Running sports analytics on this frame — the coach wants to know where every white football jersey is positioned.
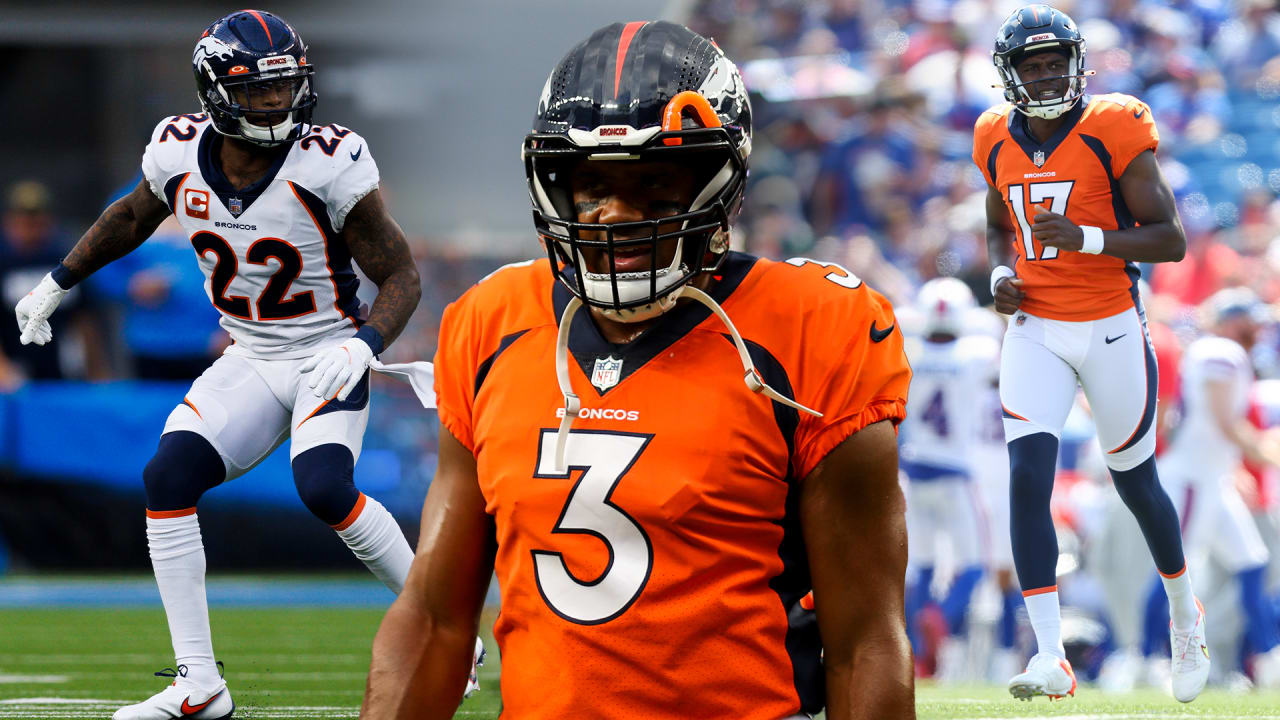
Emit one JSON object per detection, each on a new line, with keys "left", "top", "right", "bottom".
{"left": 1163, "top": 335, "right": 1253, "bottom": 484}
{"left": 899, "top": 334, "right": 1001, "bottom": 477}
{"left": 141, "top": 113, "right": 379, "bottom": 358}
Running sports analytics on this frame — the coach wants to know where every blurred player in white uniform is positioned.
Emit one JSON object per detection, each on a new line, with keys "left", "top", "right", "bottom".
{"left": 12, "top": 10, "right": 479, "bottom": 719}
{"left": 900, "top": 278, "right": 1000, "bottom": 679}
{"left": 1160, "top": 288, "right": 1280, "bottom": 687}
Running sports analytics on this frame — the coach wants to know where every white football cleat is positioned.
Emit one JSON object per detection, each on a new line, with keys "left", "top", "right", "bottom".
{"left": 462, "top": 637, "right": 486, "bottom": 700}
{"left": 1170, "top": 597, "right": 1210, "bottom": 703}
{"left": 113, "top": 665, "right": 233, "bottom": 720}
{"left": 1254, "top": 645, "right": 1280, "bottom": 689}
{"left": 1008, "top": 651, "right": 1076, "bottom": 701}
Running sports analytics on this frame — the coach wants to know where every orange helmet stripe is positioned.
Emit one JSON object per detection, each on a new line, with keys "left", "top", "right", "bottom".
{"left": 245, "top": 9, "right": 273, "bottom": 45}
{"left": 614, "top": 21, "right": 648, "bottom": 99}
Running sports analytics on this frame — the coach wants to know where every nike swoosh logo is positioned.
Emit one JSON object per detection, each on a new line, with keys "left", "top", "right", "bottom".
{"left": 350, "top": 145, "right": 363, "bottom": 161}
{"left": 1133, "top": 108, "right": 1145, "bottom": 120}
{"left": 1105, "top": 334, "right": 1126, "bottom": 344}
{"left": 1201, "top": 644, "right": 1210, "bottom": 659}
{"left": 180, "top": 689, "right": 222, "bottom": 715}
{"left": 870, "top": 322, "right": 894, "bottom": 343}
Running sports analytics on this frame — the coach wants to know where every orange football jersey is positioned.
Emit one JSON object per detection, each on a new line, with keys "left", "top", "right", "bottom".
{"left": 972, "top": 93, "right": 1159, "bottom": 321}
{"left": 434, "top": 253, "right": 910, "bottom": 719}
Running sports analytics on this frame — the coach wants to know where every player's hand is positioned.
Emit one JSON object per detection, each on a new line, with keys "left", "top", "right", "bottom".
{"left": 993, "top": 276, "right": 1025, "bottom": 315}
{"left": 14, "top": 273, "right": 67, "bottom": 346}
{"left": 299, "top": 336, "right": 374, "bottom": 401}
{"left": 1031, "top": 204, "right": 1084, "bottom": 252}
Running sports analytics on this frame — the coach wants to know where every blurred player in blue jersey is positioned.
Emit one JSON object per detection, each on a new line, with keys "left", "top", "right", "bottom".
{"left": 900, "top": 278, "right": 999, "bottom": 680}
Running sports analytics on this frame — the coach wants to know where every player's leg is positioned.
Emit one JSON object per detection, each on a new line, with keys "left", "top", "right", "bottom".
{"left": 1081, "top": 305, "right": 1206, "bottom": 701}
{"left": 938, "top": 479, "right": 986, "bottom": 635}
{"left": 904, "top": 479, "right": 941, "bottom": 668}
{"left": 116, "top": 355, "right": 290, "bottom": 720}
{"left": 1000, "top": 314, "right": 1080, "bottom": 699}
{"left": 1205, "top": 481, "right": 1280, "bottom": 685}
{"left": 289, "top": 369, "right": 414, "bottom": 593}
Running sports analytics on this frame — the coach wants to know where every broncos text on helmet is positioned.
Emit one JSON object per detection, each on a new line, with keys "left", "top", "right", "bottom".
{"left": 993, "top": 4, "right": 1089, "bottom": 120}
{"left": 193, "top": 9, "right": 316, "bottom": 146}
{"left": 523, "top": 21, "right": 752, "bottom": 323}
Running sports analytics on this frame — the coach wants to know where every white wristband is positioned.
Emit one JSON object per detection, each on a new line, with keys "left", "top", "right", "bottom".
{"left": 990, "top": 265, "right": 1015, "bottom": 297}
{"left": 1079, "top": 225, "right": 1104, "bottom": 255}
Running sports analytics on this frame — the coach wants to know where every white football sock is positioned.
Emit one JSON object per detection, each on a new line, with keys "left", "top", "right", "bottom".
{"left": 1023, "top": 588, "right": 1066, "bottom": 659}
{"left": 334, "top": 494, "right": 413, "bottom": 594}
{"left": 1161, "top": 567, "right": 1199, "bottom": 631}
{"left": 146, "top": 513, "right": 220, "bottom": 686}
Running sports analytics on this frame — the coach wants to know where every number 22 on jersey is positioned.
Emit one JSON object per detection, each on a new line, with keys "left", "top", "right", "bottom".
{"left": 191, "top": 231, "right": 317, "bottom": 321}
{"left": 532, "top": 430, "right": 654, "bottom": 625}
{"left": 1008, "top": 180, "right": 1074, "bottom": 261}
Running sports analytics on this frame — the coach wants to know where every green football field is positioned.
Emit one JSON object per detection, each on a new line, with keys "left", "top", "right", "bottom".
{"left": 3, "top": 606, "right": 1280, "bottom": 719}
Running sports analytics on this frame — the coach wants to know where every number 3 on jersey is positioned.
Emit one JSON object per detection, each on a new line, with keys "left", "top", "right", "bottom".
{"left": 532, "top": 430, "right": 654, "bottom": 625}
{"left": 1008, "top": 180, "right": 1074, "bottom": 261}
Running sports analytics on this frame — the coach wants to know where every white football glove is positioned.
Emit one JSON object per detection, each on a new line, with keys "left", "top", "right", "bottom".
{"left": 300, "top": 336, "right": 374, "bottom": 402}
{"left": 14, "top": 273, "right": 68, "bottom": 346}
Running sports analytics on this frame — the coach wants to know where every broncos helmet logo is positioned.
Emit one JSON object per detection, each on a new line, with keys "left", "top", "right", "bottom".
{"left": 193, "top": 36, "right": 236, "bottom": 66}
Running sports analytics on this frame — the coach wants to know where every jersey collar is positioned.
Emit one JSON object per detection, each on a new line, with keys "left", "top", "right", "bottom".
{"left": 551, "top": 251, "right": 758, "bottom": 396}
{"left": 1007, "top": 95, "right": 1088, "bottom": 167}
{"left": 197, "top": 127, "right": 290, "bottom": 218}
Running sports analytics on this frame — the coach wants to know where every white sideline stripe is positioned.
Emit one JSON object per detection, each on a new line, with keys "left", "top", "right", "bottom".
{"left": 0, "top": 675, "right": 68, "bottom": 683}
{"left": 0, "top": 698, "right": 120, "bottom": 704}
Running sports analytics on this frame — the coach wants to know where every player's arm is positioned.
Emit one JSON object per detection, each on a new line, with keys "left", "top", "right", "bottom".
{"left": 803, "top": 419, "right": 915, "bottom": 720}
{"left": 1206, "top": 377, "right": 1280, "bottom": 467}
{"left": 302, "top": 190, "right": 421, "bottom": 400}
{"left": 13, "top": 179, "right": 170, "bottom": 345}
{"left": 343, "top": 190, "right": 421, "bottom": 348}
{"left": 63, "top": 179, "right": 172, "bottom": 279}
{"left": 361, "top": 427, "right": 495, "bottom": 720}
{"left": 1032, "top": 150, "right": 1186, "bottom": 263}
{"left": 984, "top": 183, "right": 1025, "bottom": 314}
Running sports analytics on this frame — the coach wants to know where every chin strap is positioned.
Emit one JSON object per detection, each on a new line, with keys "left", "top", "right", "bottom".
{"left": 551, "top": 285, "right": 821, "bottom": 474}
{"left": 679, "top": 285, "right": 823, "bottom": 419}
{"left": 553, "top": 296, "right": 584, "bottom": 473}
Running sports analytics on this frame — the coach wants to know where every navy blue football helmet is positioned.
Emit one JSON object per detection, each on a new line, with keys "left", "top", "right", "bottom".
{"left": 523, "top": 21, "right": 752, "bottom": 322}
{"left": 193, "top": 10, "right": 316, "bottom": 146}
{"left": 993, "top": 5, "right": 1088, "bottom": 120}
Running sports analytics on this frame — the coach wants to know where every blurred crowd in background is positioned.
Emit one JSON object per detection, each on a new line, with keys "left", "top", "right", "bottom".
{"left": 6, "top": 0, "right": 1280, "bottom": 692}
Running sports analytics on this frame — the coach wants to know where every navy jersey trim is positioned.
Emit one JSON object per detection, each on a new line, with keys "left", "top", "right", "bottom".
{"left": 308, "top": 369, "right": 371, "bottom": 419}
{"left": 475, "top": 329, "right": 532, "bottom": 397}
{"left": 986, "top": 140, "right": 1004, "bottom": 188}
{"left": 162, "top": 172, "right": 191, "bottom": 213}
{"left": 1111, "top": 268, "right": 1157, "bottom": 455}
{"left": 289, "top": 182, "right": 361, "bottom": 321}
{"left": 552, "top": 251, "right": 759, "bottom": 397}
{"left": 770, "top": 474, "right": 825, "bottom": 713}
{"left": 1006, "top": 96, "right": 1086, "bottom": 166}
{"left": 1078, "top": 133, "right": 1137, "bottom": 229}
{"left": 198, "top": 126, "right": 290, "bottom": 217}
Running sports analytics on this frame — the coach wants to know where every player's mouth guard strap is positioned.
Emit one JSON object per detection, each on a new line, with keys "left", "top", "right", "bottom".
{"left": 552, "top": 285, "right": 822, "bottom": 473}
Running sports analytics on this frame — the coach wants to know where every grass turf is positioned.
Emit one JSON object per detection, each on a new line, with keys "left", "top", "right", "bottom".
{"left": 3, "top": 607, "right": 1279, "bottom": 718}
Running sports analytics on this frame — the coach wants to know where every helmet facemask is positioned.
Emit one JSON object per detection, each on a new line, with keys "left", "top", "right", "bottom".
{"left": 202, "top": 63, "right": 316, "bottom": 146}
{"left": 526, "top": 114, "right": 746, "bottom": 324}
{"left": 995, "top": 42, "right": 1087, "bottom": 120}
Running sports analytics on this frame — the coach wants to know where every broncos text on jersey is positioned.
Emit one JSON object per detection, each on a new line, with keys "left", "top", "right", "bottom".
{"left": 972, "top": 93, "right": 1159, "bottom": 321}
{"left": 141, "top": 112, "right": 378, "bottom": 358}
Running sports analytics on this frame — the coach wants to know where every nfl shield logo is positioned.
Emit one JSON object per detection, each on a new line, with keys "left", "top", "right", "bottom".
{"left": 590, "top": 356, "right": 623, "bottom": 391}
{"left": 1033, "top": 150, "right": 1046, "bottom": 168}
{"left": 228, "top": 196, "right": 243, "bottom": 216}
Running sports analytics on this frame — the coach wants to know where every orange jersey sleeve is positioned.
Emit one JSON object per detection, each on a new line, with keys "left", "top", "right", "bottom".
{"left": 433, "top": 259, "right": 552, "bottom": 452}
{"left": 730, "top": 258, "right": 912, "bottom": 480}
{"left": 1090, "top": 93, "right": 1159, "bottom": 177}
